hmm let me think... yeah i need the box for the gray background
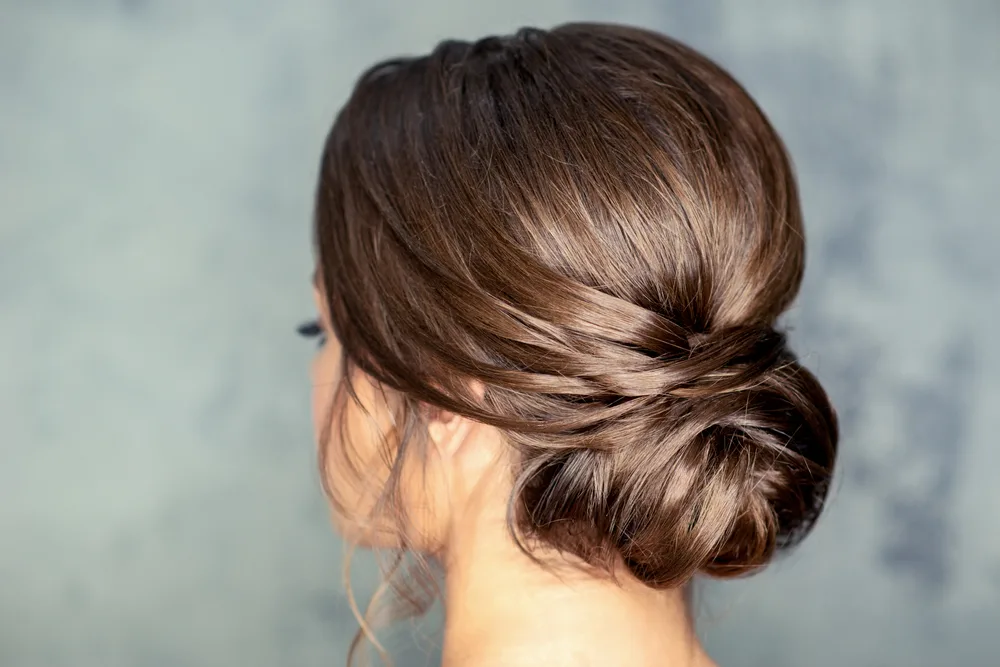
[2,1,998,665]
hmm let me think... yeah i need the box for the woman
[300,22,838,666]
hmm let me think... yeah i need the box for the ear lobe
[427,413,474,456]
[427,412,463,455]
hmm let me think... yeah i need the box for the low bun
[516,326,838,588]
[628,345,836,586]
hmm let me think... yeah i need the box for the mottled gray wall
[2,1,997,666]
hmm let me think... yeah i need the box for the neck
[438,512,715,667]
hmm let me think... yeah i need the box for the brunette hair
[312,21,837,662]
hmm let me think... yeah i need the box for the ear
[427,410,469,457]
[426,380,488,456]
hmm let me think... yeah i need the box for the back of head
[315,23,838,589]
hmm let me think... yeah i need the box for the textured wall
[2,1,998,665]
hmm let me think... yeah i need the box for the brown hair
[312,22,838,662]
